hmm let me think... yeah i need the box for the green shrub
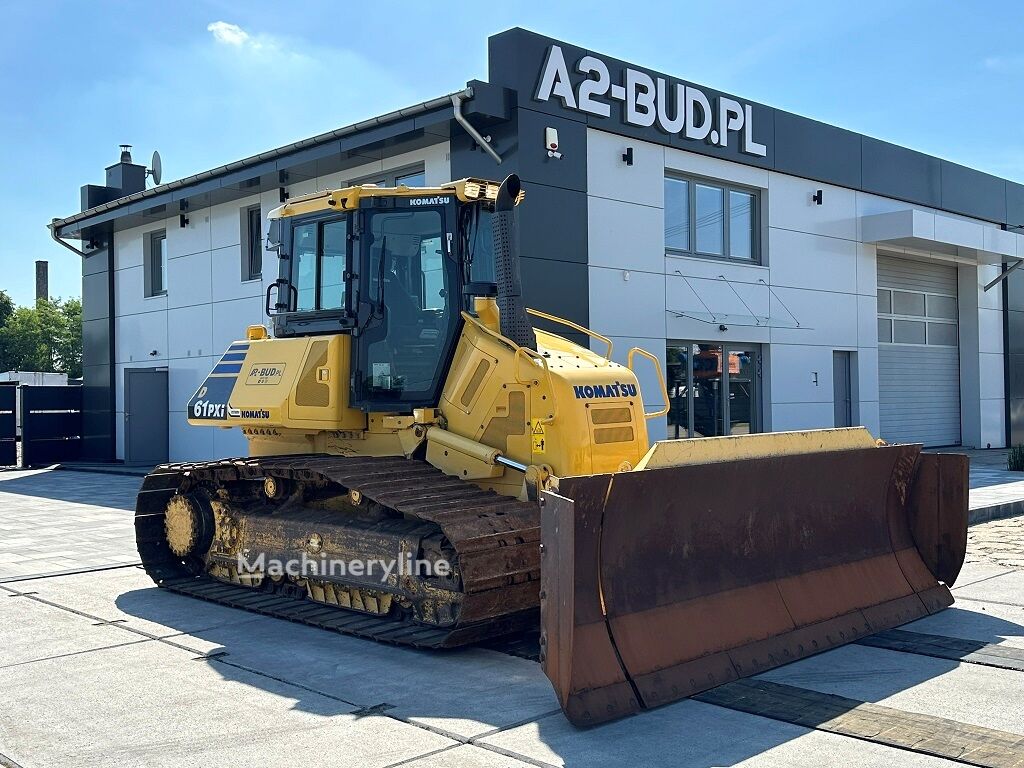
[1009,445,1024,472]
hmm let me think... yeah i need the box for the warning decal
[531,419,546,452]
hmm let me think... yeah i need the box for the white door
[877,255,960,446]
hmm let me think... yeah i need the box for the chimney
[82,144,148,211]
[35,261,48,304]
[104,144,146,197]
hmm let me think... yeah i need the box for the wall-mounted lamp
[718,324,728,332]
[812,189,823,205]
[178,213,189,228]
[279,187,290,204]
[622,147,634,166]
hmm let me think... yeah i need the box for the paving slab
[19,567,267,643]
[190,613,560,740]
[0,593,141,667]
[953,569,1024,607]
[952,561,1015,589]
[756,643,1024,734]
[902,603,1024,649]
[0,639,458,768]
[0,470,140,580]
[401,744,536,767]
[478,698,961,768]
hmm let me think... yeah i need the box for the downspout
[48,221,91,258]
[452,89,502,165]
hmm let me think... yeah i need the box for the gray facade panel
[487,29,589,123]
[1007,182,1024,231]
[514,108,588,191]
[861,137,942,208]
[940,161,1007,223]
[772,111,862,189]
[1008,308,1024,353]
[518,184,588,265]
[80,241,116,462]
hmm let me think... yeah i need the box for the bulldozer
[135,174,969,727]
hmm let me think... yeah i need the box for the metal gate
[20,385,82,467]
[0,384,15,467]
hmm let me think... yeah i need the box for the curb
[969,501,1024,526]
[53,464,152,478]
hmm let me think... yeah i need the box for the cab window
[290,217,349,312]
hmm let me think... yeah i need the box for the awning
[861,209,1022,265]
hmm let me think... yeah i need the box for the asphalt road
[1,467,1023,767]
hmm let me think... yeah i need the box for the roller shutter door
[877,255,960,447]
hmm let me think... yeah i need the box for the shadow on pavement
[114,583,1024,767]
[0,469,140,511]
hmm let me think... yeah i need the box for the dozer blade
[540,433,968,727]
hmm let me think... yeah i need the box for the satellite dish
[148,150,162,186]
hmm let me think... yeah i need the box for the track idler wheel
[164,492,215,559]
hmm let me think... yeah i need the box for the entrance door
[833,351,853,427]
[667,342,761,438]
[125,368,168,466]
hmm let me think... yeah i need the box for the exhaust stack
[492,175,536,350]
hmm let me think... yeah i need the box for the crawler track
[134,455,540,648]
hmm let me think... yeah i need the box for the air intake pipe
[492,174,536,350]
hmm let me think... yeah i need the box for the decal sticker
[245,363,286,386]
[188,376,236,420]
[572,381,638,400]
[531,419,546,453]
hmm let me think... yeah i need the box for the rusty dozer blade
[540,429,968,727]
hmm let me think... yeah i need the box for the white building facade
[53,29,1022,464]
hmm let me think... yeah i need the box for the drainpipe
[452,89,502,165]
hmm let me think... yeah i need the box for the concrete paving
[0,467,1022,767]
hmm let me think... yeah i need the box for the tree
[0,290,13,328]
[0,294,82,378]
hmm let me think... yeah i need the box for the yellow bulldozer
[135,175,969,726]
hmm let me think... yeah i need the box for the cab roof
[268,178,524,219]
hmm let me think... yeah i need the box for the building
[50,28,1024,464]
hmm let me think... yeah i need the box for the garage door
[877,255,960,447]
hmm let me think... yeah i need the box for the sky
[2,1,1024,306]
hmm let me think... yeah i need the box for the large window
[664,176,759,262]
[667,342,760,438]
[877,288,957,346]
[242,205,262,281]
[291,218,349,312]
[145,230,167,297]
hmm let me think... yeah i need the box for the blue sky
[3,1,1024,306]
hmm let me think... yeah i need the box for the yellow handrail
[627,347,670,419]
[525,308,613,365]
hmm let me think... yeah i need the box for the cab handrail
[627,347,670,419]
[525,308,613,365]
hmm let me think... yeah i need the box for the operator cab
[265,181,500,412]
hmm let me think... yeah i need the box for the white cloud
[207,21,250,47]
[982,55,1024,73]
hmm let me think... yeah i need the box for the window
[290,218,349,312]
[665,176,760,262]
[667,342,761,438]
[877,288,957,346]
[145,230,167,297]
[242,205,262,281]
[359,207,455,404]
[349,167,426,189]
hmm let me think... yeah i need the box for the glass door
[667,341,760,438]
